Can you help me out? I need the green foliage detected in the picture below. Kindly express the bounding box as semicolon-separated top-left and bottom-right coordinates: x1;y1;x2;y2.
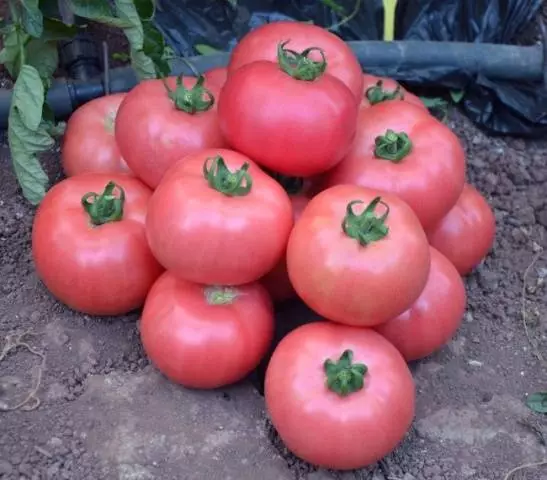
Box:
0;0;172;204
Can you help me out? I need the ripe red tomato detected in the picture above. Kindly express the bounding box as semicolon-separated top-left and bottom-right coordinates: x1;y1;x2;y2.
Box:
228;21;364;101
204;66;228;91
361;73;426;110
426;184;496;275
140;272;274;389
62;94;131;176
265;321;415;470
375;247;466;361
32;174;163;315
287;184;430;326
115;74;226;189
146;149;294;285
324;101;466;229
219;43;358;177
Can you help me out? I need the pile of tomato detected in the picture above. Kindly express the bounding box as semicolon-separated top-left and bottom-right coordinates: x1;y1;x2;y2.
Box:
31;21;496;471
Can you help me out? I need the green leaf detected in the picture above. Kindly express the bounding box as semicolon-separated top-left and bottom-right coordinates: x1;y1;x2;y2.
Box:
449;89;465;104
526;392;547;414
25;39;59;85
320;0;346;15
20;0;44;37
195;44;221;56
142;21;170;77
134;0;155;20
0;26;27;78
68;0;114;20
130;49;156;80
8;65;51;204
42;17;80;41
115;0;145;50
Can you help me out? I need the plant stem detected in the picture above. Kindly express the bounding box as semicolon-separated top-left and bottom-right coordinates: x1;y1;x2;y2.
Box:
383;0;398;41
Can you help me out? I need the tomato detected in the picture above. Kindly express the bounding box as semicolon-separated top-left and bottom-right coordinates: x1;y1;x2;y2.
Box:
375;247;466;361
324;101;466;229
265;321;415;470
146;149;294;285
426;183;496;275
115;74;226;189
62;94;131;177
287;184;430;326
204;66;228;91
219;43;358;177
32;174;163;315
140;272;273;389
228;21;364;101
361;73;426;110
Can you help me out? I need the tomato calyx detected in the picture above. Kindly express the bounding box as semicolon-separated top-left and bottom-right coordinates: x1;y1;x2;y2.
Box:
324;349;368;397
203;155;253;196
277;41;327;82
163;74;215;114
374;129;412;162
204;286;239;305
342;197;390;246
81;181;125;226
365;80;404;105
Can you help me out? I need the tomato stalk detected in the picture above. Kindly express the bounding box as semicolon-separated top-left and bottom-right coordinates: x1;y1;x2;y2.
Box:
163;74;215;114
374;130;412;162
324;350;368;397
365;80;404;105
342;197;390;246
277;41;327;81
204;286;239;305
203;156;253;196
81;181;125;226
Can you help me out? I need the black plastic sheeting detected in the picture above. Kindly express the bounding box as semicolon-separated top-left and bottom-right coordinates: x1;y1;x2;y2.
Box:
153;0;546;137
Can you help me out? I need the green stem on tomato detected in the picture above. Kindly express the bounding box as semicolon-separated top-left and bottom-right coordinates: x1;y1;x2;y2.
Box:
203;155;253;196
204;286;239;305
374;129;412;162
162;74;215;114
341;197;390;246
81;181;125;226
277;41;327;81
365;80;404;105
324;350;368;397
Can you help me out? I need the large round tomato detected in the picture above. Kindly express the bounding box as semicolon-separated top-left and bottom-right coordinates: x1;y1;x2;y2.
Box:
219;43;358;177
62;94;131;176
204;66;228;91
228;21;363;101
146;149;293;285
115;74;226;189
140;271;274;389
426;183;496;275
324;101;466;229
287;184;430;326
32;174;163;315
265;322;415;470
361;73;426;110
375;247;466;361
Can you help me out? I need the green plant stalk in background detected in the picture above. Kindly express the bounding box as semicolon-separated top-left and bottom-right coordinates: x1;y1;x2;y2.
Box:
0;0;173;205
383;0;397;41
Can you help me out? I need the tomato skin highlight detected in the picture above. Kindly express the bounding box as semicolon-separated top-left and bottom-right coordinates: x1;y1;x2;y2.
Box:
361;74;426;110
218;60;358;177
145;148;294;286
426;184;496;275
228;21;364;101
287;184;430;327
375;247;466;361
32;173;163;316
115;75;226;189
324;102;466;229
62;94;131;176
140;272;274;389
265;321;415;470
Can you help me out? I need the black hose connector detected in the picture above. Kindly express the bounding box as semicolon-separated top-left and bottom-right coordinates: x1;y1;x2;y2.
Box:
58;32;102;81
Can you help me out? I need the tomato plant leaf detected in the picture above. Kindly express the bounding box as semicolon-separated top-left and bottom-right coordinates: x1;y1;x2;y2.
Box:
134;0;155;21
25;39;58;86
115;0;145;50
20;0;44;38
130;48;157;80
526;392;547;414
68;0;114;20
142;21;171;77
195;44;221;55
0;26;27;78
450;89;465;104
12;65;44;131
42;17;79;41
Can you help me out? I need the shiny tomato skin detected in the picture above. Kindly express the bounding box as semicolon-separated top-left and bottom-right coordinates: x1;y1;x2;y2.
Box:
325;102;466;230
361;73;426;110
32;173;163;316
62;94;131;176
146;148;294;285
375;247;466;361
140;272;274;389
287;184;430;326
115;75;226;189
426;184;496;275
265;321;415;470
228;21;364;101
204;66;228;91
261;195;310;303
218;61;358;177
